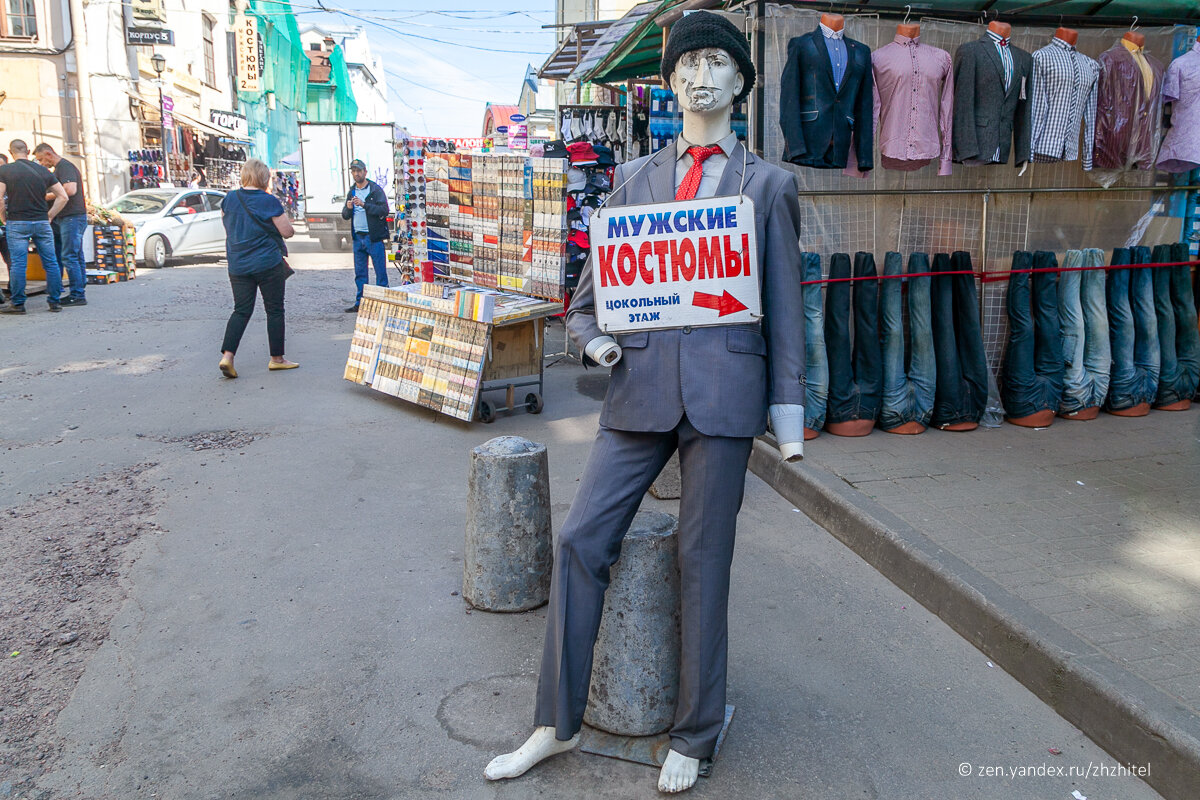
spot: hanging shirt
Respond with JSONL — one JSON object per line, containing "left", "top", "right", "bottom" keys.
{"left": 1121, "top": 37, "right": 1154, "bottom": 96}
{"left": 1094, "top": 40, "right": 1164, "bottom": 170}
{"left": 870, "top": 34, "right": 955, "bottom": 175}
{"left": 673, "top": 131, "right": 737, "bottom": 199}
{"left": 989, "top": 30, "right": 1014, "bottom": 92}
{"left": 821, "top": 23, "right": 848, "bottom": 90}
{"left": 1157, "top": 39, "right": 1200, "bottom": 173}
{"left": 1031, "top": 37, "right": 1101, "bottom": 169}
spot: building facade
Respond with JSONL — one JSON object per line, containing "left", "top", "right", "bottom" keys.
{"left": 298, "top": 23, "right": 389, "bottom": 123}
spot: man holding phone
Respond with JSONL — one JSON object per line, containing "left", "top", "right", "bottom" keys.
{"left": 341, "top": 158, "right": 389, "bottom": 313}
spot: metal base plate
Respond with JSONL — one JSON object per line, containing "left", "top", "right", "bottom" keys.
{"left": 578, "top": 705, "right": 735, "bottom": 778}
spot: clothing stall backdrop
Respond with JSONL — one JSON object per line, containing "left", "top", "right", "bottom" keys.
{"left": 760, "top": 6, "right": 1196, "bottom": 375}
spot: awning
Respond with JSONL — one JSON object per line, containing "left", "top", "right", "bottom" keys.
{"left": 538, "top": 22, "right": 614, "bottom": 81}
{"left": 171, "top": 109, "right": 240, "bottom": 139}
{"left": 569, "top": 1, "right": 675, "bottom": 84}
{"left": 776, "top": 0, "right": 1198, "bottom": 23}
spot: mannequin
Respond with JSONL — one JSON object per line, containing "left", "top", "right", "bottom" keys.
{"left": 485, "top": 12, "right": 807, "bottom": 795}
{"left": 988, "top": 20, "right": 1012, "bottom": 39}
{"left": 1122, "top": 29, "right": 1146, "bottom": 48}
{"left": 896, "top": 21, "right": 920, "bottom": 40}
{"left": 821, "top": 12, "right": 844, "bottom": 32}
{"left": 1054, "top": 27, "right": 1078, "bottom": 46}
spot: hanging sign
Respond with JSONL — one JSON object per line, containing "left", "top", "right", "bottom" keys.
{"left": 495, "top": 125, "right": 509, "bottom": 133}
{"left": 235, "top": 15, "right": 262, "bottom": 92}
{"left": 210, "top": 109, "right": 248, "bottom": 137}
{"left": 126, "top": 27, "right": 174, "bottom": 46}
{"left": 590, "top": 196, "right": 760, "bottom": 333}
{"left": 510, "top": 113, "right": 527, "bottom": 122}
{"left": 162, "top": 95, "right": 174, "bottom": 129}
{"left": 131, "top": 0, "right": 166, "bottom": 23}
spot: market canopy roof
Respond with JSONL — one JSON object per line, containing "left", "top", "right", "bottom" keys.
{"left": 538, "top": 22, "right": 614, "bottom": 80}
{"left": 568, "top": 0, "right": 676, "bottom": 85}
{"left": 796, "top": 1, "right": 1199, "bottom": 23}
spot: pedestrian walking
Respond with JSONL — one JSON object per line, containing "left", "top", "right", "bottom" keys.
{"left": 0, "top": 139, "right": 69, "bottom": 315}
{"left": 341, "top": 157, "right": 389, "bottom": 313}
{"left": 218, "top": 158, "right": 298, "bottom": 378}
{"left": 33, "top": 143, "right": 88, "bottom": 306}
{"left": 0, "top": 153, "right": 8, "bottom": 306}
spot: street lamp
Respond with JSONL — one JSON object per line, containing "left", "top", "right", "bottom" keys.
{"left": 151, "top": 53, "right": 169, "bottom": 185}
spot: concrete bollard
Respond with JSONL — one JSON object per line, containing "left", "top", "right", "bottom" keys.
{"left": 463, "top": 436, "right": 552, "bottom": 612}
{"left": 648, "top": 451, "right": 681, "bottom": 500}
{"left": 585, "top": 510, "right": 681, "bottom": 736}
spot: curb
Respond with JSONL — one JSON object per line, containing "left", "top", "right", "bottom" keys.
{"left": 749, "top": 438, "right": 1200, "bottom": 800}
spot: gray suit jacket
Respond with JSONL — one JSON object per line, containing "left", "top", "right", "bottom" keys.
{"left": 952, "top": 35, "right": 1033, "bottom": 166}
{"left": 567, "top": 141, "right": 806, "bottom": 438}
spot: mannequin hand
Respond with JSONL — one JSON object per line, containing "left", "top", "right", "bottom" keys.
{"left": 769, "top": 403, "right": 805, "bottom": 462}
{"left": 1017, "top": 162, "right": 1029, "bottom": 178}
{"left": 584, "top": 335, "right": 622, "bottom": 367}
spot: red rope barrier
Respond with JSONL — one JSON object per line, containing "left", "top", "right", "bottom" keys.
{"left": 797, "top": 259, "right": 1200, "bottom": 286}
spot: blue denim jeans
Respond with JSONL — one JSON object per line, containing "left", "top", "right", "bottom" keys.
{"left": 1001, "top": 251, "right": 1064, "bottom": 418}
{"left": 1105, "top": 247, "right": 1160, "bottom": 410}
{"left": 824, "top": 252, "right": 881, "bottom": 424}
{"left": 352, "top": 232, "right": 388, "bottom": 302}
{"left": 5, "top": 219, "right": 62, "bottom": 307}
{"left": 1058, "top": 249, "right": 1110, "bottom": 413}
{"left": 52, "top": 213, "right": 88, "bottom": 300}
{"left": 930, "top": 251, "right": 989, "bottom": 427}
{"left": 1153, "top": 242, "right": 1200, "bottom": 405}
{"left": 801, "top": 252, "right": 829, "bottom": 430}
{"left": 878, "top": 251, "right": 935, "bottom": 429}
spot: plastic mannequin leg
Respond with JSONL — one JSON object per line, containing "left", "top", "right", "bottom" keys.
{"left": 1107, "top": 402, "right": 1151, "bottom": 417}
{"left": 825, "top": 419, "right": 875, "bottom": 437}
{"left": 1058, "top": 406, "right": 1100, "bottom": 420}
{"left": 1006, "top": 409, "right": 1056, "bottom": 428}
{"left": 882, "top": 421, "right": 926, "bottom": 435}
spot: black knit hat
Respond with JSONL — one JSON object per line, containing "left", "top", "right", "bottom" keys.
{"left": 660, "top": 11, "right": 756, "bottom": 104}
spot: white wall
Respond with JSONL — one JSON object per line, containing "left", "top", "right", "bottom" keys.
{"left": 297, "top": 23, "right": 390, "bottom": 124}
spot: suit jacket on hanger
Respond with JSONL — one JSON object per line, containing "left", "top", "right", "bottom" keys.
{"left": 1093, "top": 42, "right": 1164, "bottom": 170}
{"left": 779, "top": 28, "right": 874, "bottom": 171}
{"left": 952, "top": 34, "right": 1033, "bottom": 166}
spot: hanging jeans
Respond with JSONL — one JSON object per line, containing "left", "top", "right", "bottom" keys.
{"left": 1153, "top": 242, "right": 1200, "bottom": 405}
{"left": 1058, "top": 249, "right": 1110, "bottom": 414}
{"left": 824, "top": 252, "right": 881, "bottom": 425}
{"left": 878, "top": 251, "right": 936, "bottom": 429}
{"left": 802, "top": 252, "right": 829, "bottom": 431}
{"left": 1105, "top": 246, "right": 1160, "bottom": 410}
{"left": 930, "top": 251, "right": 989, "bottom": 427}
{"left": 1001, "top": 251, "right": 1064, "bottom": 418}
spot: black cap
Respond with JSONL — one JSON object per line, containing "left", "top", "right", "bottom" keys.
{"left": 660, "top": 11, "right": 755, "bottom": 104}
{"left": 349, "top": 158, "right": 366, "bottom": 170}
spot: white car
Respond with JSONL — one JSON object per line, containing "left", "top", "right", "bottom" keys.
{"left": 107, "top": 188, "right": 227, "bottom": 269}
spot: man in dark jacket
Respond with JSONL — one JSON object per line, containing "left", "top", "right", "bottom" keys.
{"left": 341, "top": 158, "right": 389, "bottom": 312}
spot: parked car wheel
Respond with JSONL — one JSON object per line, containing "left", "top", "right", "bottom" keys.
{"left": 143, "top": 235, "right": 169, "bottom": 269}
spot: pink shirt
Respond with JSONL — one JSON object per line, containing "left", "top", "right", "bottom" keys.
{"left": 1157, "top": 39, "right": 1200, "bottom": 174}
{"left": 871, "top": 34, "right": 955, "bottom": 175}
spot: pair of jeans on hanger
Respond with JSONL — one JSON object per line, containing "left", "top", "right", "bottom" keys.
{"left": 801, "top": 253, "right": 829, "bottom": 431}
{"left": 1058, "top": 249, "right": 1111, "bottom": 415}
{"left": 1152, "top": 242, "right": 1200, "bottom": 406}
{"left": 824, "top": 252, "right": 881, "bottom": 425}
{"left": 878, "top": 252, "right": 936, "bottom": 430}
{"left": 930, "top": 252, "right": 989, "bottom": 427}
{"left": 1001, "top": 251, "right": 1064, "bottom": 418}
{"left": 1105, "top": 246, "right": 1160, "bottom": 411}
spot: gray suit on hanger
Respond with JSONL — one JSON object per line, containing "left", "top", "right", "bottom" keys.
{"left": 952, "top": 34, "right": 1034, "bottom": 166}
{"left": 534, "top": 140, "right": 805, "bottom": 759}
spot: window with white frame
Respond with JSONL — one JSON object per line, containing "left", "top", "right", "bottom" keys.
{"left": 2, "top": 0, "right": 38, "bottom": 38}
{"left": 203, "top": 14, "right": 217, "bottom": 87}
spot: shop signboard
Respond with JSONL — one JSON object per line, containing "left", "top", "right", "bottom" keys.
{"left": 590, "top": 196, "right": 760, "bottom": 333}
{"left": 235, "top": 15, "right": 262, "bottom": 93}
{"left": 126, "top": 27, "right": 174, "bottom": 46}
{"left": 162, "top": 95, "right": 174, "bottom": 129}
{"left": 510, "top": 114, "right": 527, "bottom": 122}
{"left": 131, "top": 0, "right": 167, "bottom": 23}
{"left": 210, "top": 109, "right": 248, "bottom": 137}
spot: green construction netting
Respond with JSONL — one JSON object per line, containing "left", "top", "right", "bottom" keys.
{"left": 239, "top": 0, "right": 310, "bottom": 169}
{"left": 307, "top": 45, "right": 360, "bottom": 123}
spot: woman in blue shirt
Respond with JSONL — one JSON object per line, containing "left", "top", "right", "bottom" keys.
{"left": 219, "top": 158, "right": 297, "bottom": 377}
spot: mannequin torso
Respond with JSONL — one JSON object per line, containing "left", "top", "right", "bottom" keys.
{"left": 896, "top": 23, "right": 920, "bottom": 40}
{"left": 987, "top": 21, "right": 1012, "bottom": 39}
{"left": 1055, "top": 27, "right": 1078, "bottom": 46}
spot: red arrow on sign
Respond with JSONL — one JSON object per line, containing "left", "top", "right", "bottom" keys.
{"left": 692, "top": 290, "right": 748, "bottom": 317}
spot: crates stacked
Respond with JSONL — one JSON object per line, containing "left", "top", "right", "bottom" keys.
{"left": 447, "top": 153, "right": 474, "bottom": 283}
{"left": 471, "top": 156, "right": 500, "bottom": 287}
{"left": 91, "top": 224, "right": 135, "bottom": 281}
{"left": 530, "top": 157, "right": 568, "bottom": 300}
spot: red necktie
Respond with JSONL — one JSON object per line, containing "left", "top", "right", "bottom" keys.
{"left": 675, "top": 145, "right": 724, "bottom": 201}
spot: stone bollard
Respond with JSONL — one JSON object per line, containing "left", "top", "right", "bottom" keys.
{"left": 584, "top": 510, "right": 681, "bottom": 736}
{"left": 648, "top": 451, "right": 681, "bottom": 500}
{"left": 463, "top": 436, "right": 552, "bottom": 612}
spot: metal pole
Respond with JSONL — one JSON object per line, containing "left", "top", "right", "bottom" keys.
{"left": 158, "top": 82, "right": 169, "bottom": 186}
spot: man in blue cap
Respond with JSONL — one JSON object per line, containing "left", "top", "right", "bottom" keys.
{"left": 342, "top": 157, "right": 389, "bottom": 312}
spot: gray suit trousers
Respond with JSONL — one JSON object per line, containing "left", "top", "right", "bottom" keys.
{"left": 534, "top": 416, "right": 753, "bottom": 759}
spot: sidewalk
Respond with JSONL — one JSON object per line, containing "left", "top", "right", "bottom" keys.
{"left": 752, "top": 411, "right": 1200, "bottom": 800}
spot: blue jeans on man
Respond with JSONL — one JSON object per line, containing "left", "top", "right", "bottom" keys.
{"left": 1105, "top": 247, "right": 1160, "bottom": 411}
{"left": 879, "top": 251, "right": 936, "bottom": 429}
{"left": 1152, "top": 242, "right": 1200, "bottom": 406}
{"left": 1001, "top": 251, "right": 1064, "bottom": 418}
{"left": 52, "top": 213, "right": 88, "bottom": 300}
{"left": 1058, "top": 249, "right": 1110, "bottom": 414}
{"left": 801, "top": 252, "right": 828, "bottom": 431}
{"left": 6, "top": 220, "right": 62, "bottom": 308}
{"left": 352, "top": 231, "right": 388, "bottom": 303}
{"left": 824, "top": 252, "right": 881, "bottom": 425}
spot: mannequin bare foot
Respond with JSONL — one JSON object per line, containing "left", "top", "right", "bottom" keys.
{"left": 658, "top": 749, "right": 699, "bottom": 793}
{"left": 484, "top": 726, "right": 578, "bottom": 780}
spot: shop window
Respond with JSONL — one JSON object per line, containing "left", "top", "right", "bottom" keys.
{"left": 2, "top": 0, "right": 38, "bottom": 38}
{"left": 203, "top": 14, "right": 217, "bottom": 87}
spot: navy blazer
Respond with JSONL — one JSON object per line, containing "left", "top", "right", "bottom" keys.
{"left": 567, "top": 142, "right": 806, "bottom": 438}
{"left": 779, "top": 29, "right": 874, "bottom": 171}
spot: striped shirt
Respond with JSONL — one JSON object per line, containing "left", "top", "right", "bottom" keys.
{"left": 988, "top": 30, "right": 1014, "bottom": 92}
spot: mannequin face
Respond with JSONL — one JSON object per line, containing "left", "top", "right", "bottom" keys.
{"left": 669, "top": 48, "right": 744, "bottom": 114}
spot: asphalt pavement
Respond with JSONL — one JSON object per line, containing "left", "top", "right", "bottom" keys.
{"left": 0, "top": 238, "right": 1166, "bottom": 799}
